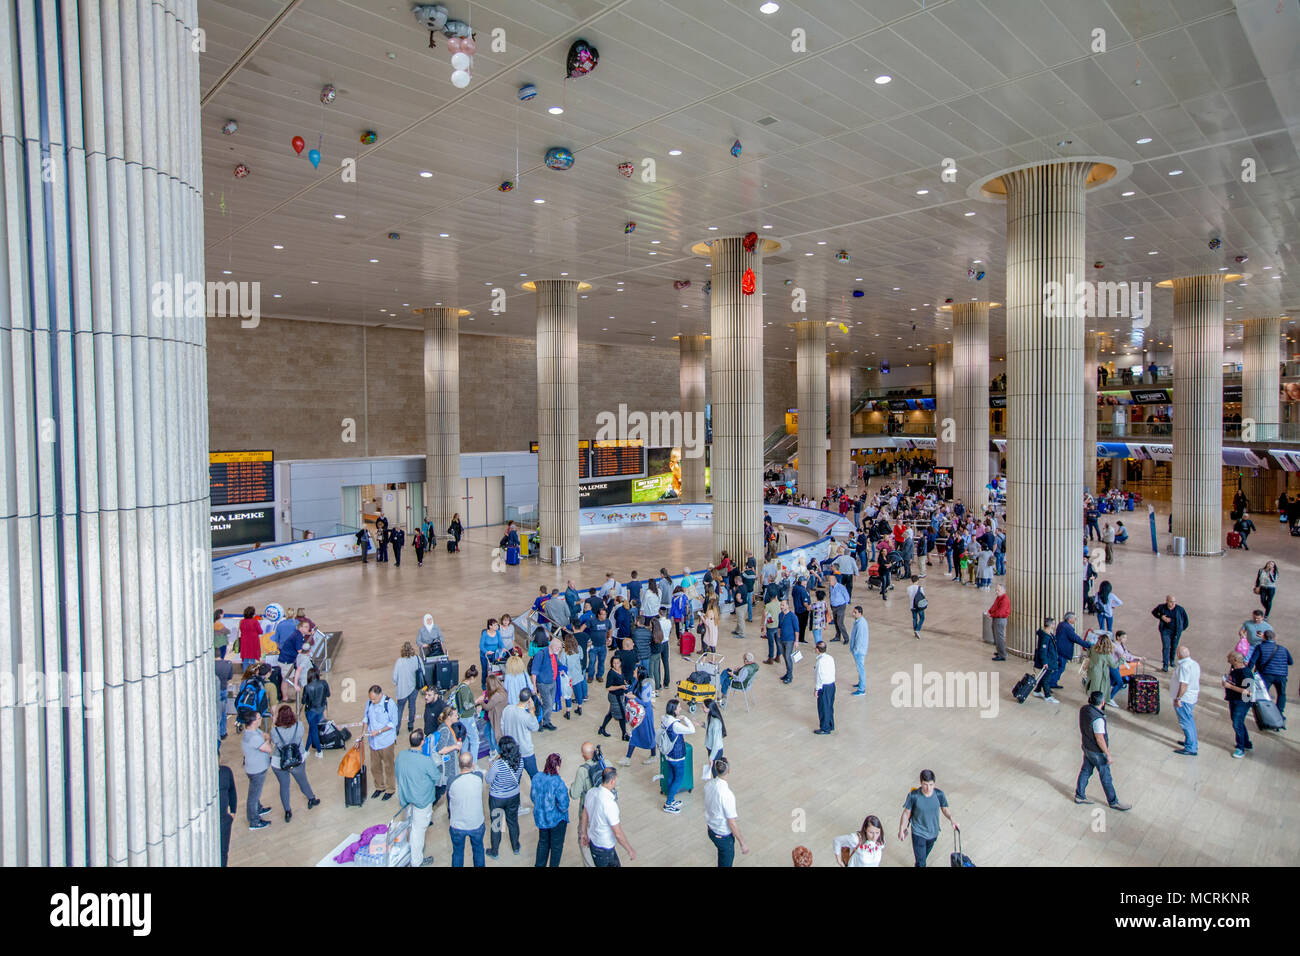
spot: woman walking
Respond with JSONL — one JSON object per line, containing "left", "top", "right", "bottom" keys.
{"left": 530, "top": 753, "right": 571, "bottom": 867}
{"left": 598, "top": 655, "right": 628, "bottom": 740}
{"left": 412, "top": 529, "right": 426, "bottom": 567}
{"left": 619, "top": 666, "right": 657, "bottom": 766}
{"left": 1087, "top": 633, "right": 1122, "bottom": 706}
{"left": 832, "top": 815, "right": 886, "bottom": 867}
{"left": 392, "top": 642, "right": 422, "bottom": 734}
{"left": 486, "top": 736, "right": 525, "bottom": 857}
{"left": 1255, "top": 561, "right": 1278, "bottom": 617}
{"left": 703, "top": 699, "right": 726, "bottom": 771}
{"left": 447, "top": 513, "right": 464, "bottom": 553}
{"left": 561, "top": 635, "right": 586, "bottom": 719}
{"left": 269, "top": 704, "right": 319, "bottom": 822}
{"left": 237, "top": 606, "right": 262, "bottom": 670}
{"left": 213, "top": 609, "right": 231, "bottom": 660}
{"left": 1095, "top": 581, "right": 1122, "bottom": 633}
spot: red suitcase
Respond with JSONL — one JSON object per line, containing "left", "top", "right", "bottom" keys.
{"left": 1226, "top": 531, "right": 1242, "bottom": 549}
{"left": 679, "top": 629, "right": 696, "bottom": 657}
{"left": 1127, "top": 664, "right": 1160, "bottom": 715}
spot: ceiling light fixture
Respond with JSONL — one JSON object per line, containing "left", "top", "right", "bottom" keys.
{"left": 333, "top": 213, "right": 346, "bottom": 219}
{"left": 874, "top": 74, "right": 892, "bottom": 85}
{"left": 1135, "top": 137, "right": 1152, "bottom": 144}
{"left": 964, "top": 211, "right": 975, "bottom": 217}
{"left": 419, "top": 170, "right": 433, "bottom": 178}
{"left": 272, "top": 244, "right": 284, "bottom": 250}
{"left": 759, "top": 1, "right": 780, "bottom": 13}
{"left": 533, "top": 198, "right": 545, "bottom": 204}
{"left": 439, "top": 232, "right": 450, "bottom": 238}
{"left": 668, "top": 149, "right": 683, "bottom": 156}
{"left": 1168, "top": 169, "right": 1183, "bottom": 176}
{"left": 548, "top": 106, "right": 564, "bottom": 115}
{"left": 369, "top": 258, "right": 378, "bottom": 262}
{"left": 762, "top": 224, "right": 773, "bottom": 229}
{"left": 916, "top": 188, "right": 929, "bottom": 195}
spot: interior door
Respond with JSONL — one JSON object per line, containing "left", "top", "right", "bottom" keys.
{"left": 483, "top": 476, "right": 504, "bottom": 527}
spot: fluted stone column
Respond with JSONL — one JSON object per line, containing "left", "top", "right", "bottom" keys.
{"left": 0, "top": 0, "right": 213, "bottom": 865}
{"left": 679, "top": 334, "right": 708, "bottom": 502}
{"left": 829, "top": 352, "right": 853, "bottom": 488}
{"left": 796, "top": 321, "right": 828, "bottom": 499}
{"left": 1002, "top": 161, "right": 1094, "bottom": 658}
{"left": 534, "top": 280, "right": 581, "bottom": 563}
{"left": 933, "top": 344, "right": 954, "bottom": 468}
{"left": 1242, "top": 317, "right": 1282, "bottom": 442}
{"left": 705, "top": 237, "right": 767, "bottom": 564}
{"left": 1085, "top": 332, "right": 1100, "bottom": 491}
{"left": 421, "top": 307, "right": 462, "bottom": 531}
{"left": 1169, "top": 274, "right": 1225, "bottom": 556}
{"left": 950, "top": 303, "right": 992, "bottom": 511}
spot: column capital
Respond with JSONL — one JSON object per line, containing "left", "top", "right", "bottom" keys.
{"left": 940, "top": 301, "right": 1001, "bottom": 312}
{"left": 412, "top": 306, "right": 472, "bottom": 318}
{"left": 969, "top": 156, "right": 1131, "bottom": 203}
{"left": 686, "top": 235, "right": 786, "bottom": 257}
{"left": 521, "top": 279, "right": 593, "bottom": 292}
{"left": 1156, "top": 272, "right": 1240, "bottom": 289}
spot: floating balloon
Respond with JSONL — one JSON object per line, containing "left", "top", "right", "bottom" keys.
{"left": 703, "top": 281, "right": 711, "bottom": 295}
{"left": 413, "top": 4, "right": 449, "bottom": 30}
{"left": 518, "top": 83, "right": 538, "bottom": 101}
{"left": 291, "top": 135, "right": 305, "bottom": 154}
{"left": 499, "top": 180, "right": 515, "bottom": 192}
{"left": 388, "top": 232, "right": 400, "bottom": 240}
{"left": 944, "top": 297, "right": 954, "bottom": 304}
{"left": 618, "top": 162, "right": 634, "bottom": 178}
{"left": 741, "top": 268, "right": 756, "bottom": 295}
{"left": 307, "top": 148, "right": 321, "bottom": 168}
{"left": 566, "top": 38, "right": 599, "bottom": 78}
{"left": 1235, "top": 254, "right": 1248, "bottom": 263}
{"left": 968, "top": 268, "right": 977, "bottom": 279}
{"left": 730, "top": 139, "right": 742, "bottom": 157}
{"left": 742, "top": 231, "right": 758, "bottom": 252}
{"left": 462, "top": 37, "right": 477, "bottom": 55}
{"left": 783, "top": 278, "right": 793, "bottom": 287}
{"left": 450, "top": 70, "right": 471, "bottom": 88}
{"left": 447, "top": 36, "right": 465, "bottom": 54}
{"left": 1208, "top": 237, "right": 1222, "bottom": 250}
{"left": 837, "top": 323, "right": 849, "bottom": 334}
{"left": 544, "top": 146, "right": 575, "bottom": 170}
{"left": 443, "top": 19, "right": 471, "bottom": 38}
{"left": 1094, "top": 261, "right": 1104, "bottom": 269}
{"left": 233, "top": 163, "right": 250, "bottom": 178}
{"left": 320, "top": 84, "right": 337, "bottom": 104}
{"left": 851, "top": 289, "right": 864, "bottom": 298}
{"left": 451, "top": 51, "right": 471, "bottom": 70}
{"left": 835, "top": 249, "right": 850, "bottom": 263}
{"left": 674, "top": 280, "right": 691, "bottom": 291}
{"left": 222, "top": 119, "right": 238, "bottom": 135}
{"left": 360, "top": 130, "right": 377, "bottom": 145}
{"left": 624, "top": 221, "right": 636, "bottom": 233}
{"left": 975, "top": 270, "right": 985, "bottom": 280}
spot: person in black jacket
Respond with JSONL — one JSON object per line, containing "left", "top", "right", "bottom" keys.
{"left": 1032, "top": 617, "right": 1060, "bottom": 703}
{"left": 1073, "top": 691, "right": 1131, "bottom": 810}
{"left": 219, "top": 763, "right": 238, "bottom": 866}
{"left": 1052, "top": 613, "right": 1090, "bottom": 691}
{"left": 376, "top": 526, "right": 389, "bottom": 563}
{"left": 447, "top": 514, "right": 464, "bottom": 552}
{"left": 390, "top": 527, "right": 405, "bottom": 567}
{"left": 301, "top": 668, "right": 331, "bottom": 757}
{"left": 1233, "top": 511, "right": 1256, "bottom": 550}
{"left": 1151, "top": 595, "right": 1190, "bottom": 672}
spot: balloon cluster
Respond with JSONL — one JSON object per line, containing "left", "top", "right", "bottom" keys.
{"left": 837, "top": 323, "right": 850, "bottom": 334}
{"left": 320, "top": 84, "right": 336, "bottom": 104}
{"left": 360, "top": 130, "right": 377, "bottom": 145}
{"left": 1208, "top": 237, "right": 1222, "bottom": 250}
{"left": 221, "top": 119, "right": 238, "bottom": 135}
{"left": 518, "top": 83, "right": 538, "bottom": 101}
{"left": 499, "top": 180, "right": 515, "bottom": 192}
{"left": 1094, "top": 261, "right": 1104, "bottom": 269}
{"left": 233, "top": 163, "right": 250, "bottom": 178}
{"left": 388, "top": 233, "right": 400, "bottom": 240}
{"left": 618, "top": 162, "right": 634, "bottom": 178}
{"left": 414, "top": 6, "right": 476, "bottom": 85}
{"left": 566, "top": 39, "right": 598, "bottom": 78}
{"left": 741, "top": 268, "right": 756, "bottom": 295}
{"left": 703, "top": 280, "right": 711, "bottom": 295}
{"left": 742, "top": 231, "right": 758, "bottom": 252}
{"left": 624, "top": 221, "right": 636, "bottom": 233}
{"left": 545, "top": 147, "right": 574, "bottom": 170}
{"left": 673, "top": 280, "right": 691, "bottom": 291}
{"left": 730, "top": 139, "right": 742, "bottom": 157}
{"left": 835, "top": 250, "right": 850, "bottom": 263}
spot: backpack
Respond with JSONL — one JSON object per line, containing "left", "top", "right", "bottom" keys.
{"left": 657, "top": 721, "right": 679, "bottom": 757}
{"left": 912, "top": 587, "right": 927, "bottom": 611}
{"left": 235, "top": 679, "right": 263, "bottom": 723}
{"left": 275, "top": 727, "right": 303, "bottom": 770}
{"left": 623, "top": 695, "right": 646, "bottom": 729}
{"left": 585, "top": 755, "right": 606, "bottom": 790}
{"left": 454, "top": 682, "right": 476, "bottom": 719}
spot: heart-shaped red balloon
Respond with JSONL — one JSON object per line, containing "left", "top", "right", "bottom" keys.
{"left": 742, "top": 231, "right": 758, "bottom": 252}
{"left": 292, "top": 135, "right": 305, "bottom": 155}
{"left": 741, "top": 268, "right": 756, "bottom": 295}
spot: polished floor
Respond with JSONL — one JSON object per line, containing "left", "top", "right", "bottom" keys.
{"left": 220, "top": 490, "right": 1300, "bottom": 867}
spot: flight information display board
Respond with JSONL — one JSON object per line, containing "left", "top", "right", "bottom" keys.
{"left": 591, "top": 440, "right": 643, "bottom": 478}
{"left": 209, "top": 450, "right": 274, "bottom": 506}
{"left": 529, "top": 440, "right": 591, "bottom": 477}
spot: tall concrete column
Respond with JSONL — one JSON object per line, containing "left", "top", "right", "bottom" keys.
{"left": 949, "top": 302, "right": 993, "bottom": 511}
{"left": 1242, "top": 316, "right": 1282, "bottom": 442}
{"left": 697, "top": 235, "right": 777, "bottom": 564}
{"left": 0, "top": 0, "right": 213, "bottom": 864}
{"left": 933, "top": 344, "right": 954, "bottom": 468}
{"left": 829, "top": 352, "right": 853, "bottom": 488}
{"left": 1167, "top": 273, "right": 1225, "bottom": 556}
{"left": 1085, "top": 332, "right": 1100, "bottom": 491}
{"left": 420, "top": 307, "right": 464, "bottom": 532}
{"left": 796, "top": 321, "right": 828, "bottom": 499}
{"left": 533, "top": 280, "right": 582, "bottom": 563}
{"left": 999, "top": 161, "right": 1096, "bottom": 658}
{"left": 679, "top": 334, "right": 708, "bottom": 502}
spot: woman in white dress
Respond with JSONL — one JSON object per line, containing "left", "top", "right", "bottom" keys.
{"left": 833, "top": 814, "right": 886, "bottom": 867}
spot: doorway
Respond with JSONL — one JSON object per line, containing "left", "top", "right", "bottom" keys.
{"left": 460, "top": 476, "right": 504, "bottom": 528}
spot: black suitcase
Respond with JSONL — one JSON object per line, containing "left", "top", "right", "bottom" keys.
{"left": 435, "top": 658, "right": 459, "bottom": 691}
{"left": 447, "top": 539, "right": 458, "bottom": 553}
{"left": 1013, "top": 667, "right": 1046, "bottom": 703}
{"left": 318, "top": 720, "right": 352, "bottom": 750}
{"left": 344, "top": 764, "right": 367, "bottom": 807}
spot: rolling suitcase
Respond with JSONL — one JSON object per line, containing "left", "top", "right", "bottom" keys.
{"left": 1250, "top": 672, "right": 1284, "bottom": 730}
{"left": 1127, "top": 665, "right": 1160, "bottom": 714}
{"left": 1013, "top": 667, "right": 1047, "bottom": 703}
{"left": 659, "top": 742, "right": 693, "bottom": 796}
{"left": 505, "top": 546, "right": 520, "bottom": 565}
{"left": 1226, "top": 531, "right": 1242, "bottom": 549}
{"left": 949, "top": 829, "right": 974, "bottom": 867}
{"left": 343, "top": 763, "right": 367, "bottom": 807}
{"left": 679, "top": 629, "right": 696, "bottom": 657}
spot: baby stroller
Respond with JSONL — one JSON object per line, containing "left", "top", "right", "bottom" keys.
{"left": 866, "top": 562, "right": 883, "bottom": 591}
{"left": 677, "top": 653, "right": 722, "bottom": 714}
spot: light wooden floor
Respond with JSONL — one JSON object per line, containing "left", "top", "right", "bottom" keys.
{"left": 220, "top": 490, "right": 1300, "bottom": 867}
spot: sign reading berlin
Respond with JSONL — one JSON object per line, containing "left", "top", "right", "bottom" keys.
{"left": 209, "top": 450, "right": 274, "bottom": 506}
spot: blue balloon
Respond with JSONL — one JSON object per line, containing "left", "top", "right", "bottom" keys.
{"left": 518, "top": 83, "right": 538, "bottom": 101}
{"left": 851, "top": 289, "right": 864, "bottom": 297}
{"left": 544, "top": 146, "right": 574, "bottom": 170}
{"left": 307, "top": 148, "right": 321, "bottom": 169}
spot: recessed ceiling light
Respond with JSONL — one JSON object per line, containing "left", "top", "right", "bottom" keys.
{"left": 272, "top": 244, "right": 284, "bottom": 250}
{"left": 856, "top": 278, "right": 863, "bottom": 282}
{"left": 310, "top": 280, "right": 319, "bottom": 284}
{"left": 1219, "top": 266, "right": 1229, "bottom": 271}
{"left": 759, "top": 1, "right": 780, "bottom": 13}
{"left": 439, "top": 232, "right": 450, "bottom": 238}
{"left": 916, "top": 188, "right": 929, "bottom": 195}
{"left": 964, "top": 211, "right": 976, "bottom": 217}
{"left": 403, "top": 303, "right": 410, "bottom": 307}
{"left": 222, "top": 270, "right": 232, "bottom": 275}
{"left": 669, "top": 149, "right": 683, "bottom": 156}
{"left": 333, "top": 213, "right": 346, "bottom": 219}
{"left": 649, "top": 251, "right": 657, "bottom": 255}
{"left": 762, "top": 224, "right": 772, "bottom": 229}
{"left": 1168, "top": 169, "right": 1183, "bottom": 176}
{"left": 548, "top": 106, "right": 564, "bottom": 115}
{"left": 273, "top": 293, "right": 282, "bottom": 298}
{"left": 602, "top": 328, "right": 608, "bottom": 331}
{"left": 972, "top": 259, "right": 982, "bottom": 264}
{"left": 1123, "top": 235, "right": 1134, "bottom": 240}
{"left": 1147, "top": 250, "right": 1158, "bottom": 255}
{"left": 419, "top": 170, "right": 433, "bottom": 178}
{"left": 708, "top": 226, "right": 718, "bottom": 231}
{"left": 650, "top": 240, "right": 661, "bottom": 244}
{"left": 533, "top": 198, "right": 545, "bottom": 204}
{"left": 874, "top": 74, "right": 892, "bottom": 85}
{"left": 805, "top": 252, "right": 814, "bottom": 256}
{"left": 650, "top": 321, "right": 656, "bottom": 324}
{"left": 369, "top": 258, "right": 378, "bottom": 262}
{"left": 1263, "top": 265, "right": 1272, "bottom": 270}
{"left": 1136, "top": 137, "right": 1152, "bottom": 144}
{"left": 817, "top": 240, "right": 827, "bottom": 245}
{"left": 617, "top": 281, "right": 624, "bottom": 285}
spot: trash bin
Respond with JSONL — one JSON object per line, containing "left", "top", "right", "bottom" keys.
{"left": 551, "top": 545, "right": 563, "bottom": 565}
{"left": 1171, "top": 536, "right": 1186, "bottom": 556}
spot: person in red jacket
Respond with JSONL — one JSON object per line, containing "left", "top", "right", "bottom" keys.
{"left": 238, "top": 606, "right": 263, "bottom": 669}
{"left": 986, "top": 586, "right": 1010, "bottom": 661}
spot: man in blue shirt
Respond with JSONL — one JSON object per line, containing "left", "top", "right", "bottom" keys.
{"left": 626, "top": 571, "right": 643, "bottom": 605}
{"left": 1049, "top": 612, "right": 1090, "bottom": 691}
{"left": 778, "top": 600, "right": 798, "bottom": 684}
{"left": 364, "top": 685, "right": 400, "bottom": 800}
{"left": 565, "top": 580, "right": 583, "bottom": 622}
{"left": 828, "top": 580, "right": 850, "bottom": 643}
{"left": 274, "top": 617, "right": 307, "bottom": 674}
{"left": 792, "top": 578, "right": 811, "bottom": 643}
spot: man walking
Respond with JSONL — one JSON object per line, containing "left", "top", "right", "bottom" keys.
{"left": 395, "top": 729, "right": 442, "bottom": 866}
{"left": 390, "top": 526, "right": 405, "bottom": 566}
{"left": 849, "top": 606, "right": 869, "bottom": 697}
{"left": 580, "top": 767, "right": 636, "bottom": 867}
{"left": 1247, "top": 631, "right": 1293, "bottom": 729}
{"left": 778, "top": 599, "right": 798, "bottom": 684}
{"left": 828, "top": 578, "right": 850, "bottom": 643}
{"left": 529, "top": 638, "right": 561, "bottom": 730}
{"left": 703, "top": 757, "right": 749, "bottom": 866}
{"left": 1051, "top": 612, "right": 1089, "bottom": 692}
{"left": 364, "top": 684, "right": 399, "bottom": 801}
{"left": 1233, "top": 510, "right": 1256, "bottom": 549}
{"left": 813, "top": 641, "right": 836, "bottom": 734}
{"left": 447, "top": 751, "right": 487, "bottom": 867}
{"left": 986, "top": 585, "right": 1010, "bottom": 662}
{"left": 1171, "top": 646, "right": 1201, "bottom": 756}
{"left": 1150, "top": 594, "right": 1190, "bottom": 672}
{"left": 898, "top": 769, "right": 958, "bottom": 867}
{"left": 501, "top": 688, "right": 542, "bottom": 783}
{"left": 1073, "top": 690, "right": 1131, "bottom": 810}
{"left": 1032, "top": 617, "right": 1061, "bottom": 703}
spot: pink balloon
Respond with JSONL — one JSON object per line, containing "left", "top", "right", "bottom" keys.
{"left": 446, "top": 36, "right": 465, "bottom": 54}
{"left": 461, "top": 37, "right": 476, "bottom": 55}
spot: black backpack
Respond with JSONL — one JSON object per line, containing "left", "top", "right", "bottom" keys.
{"left": 275, "top": 727, "right": 303, "bottom": 770}
{"left": 586, "top": 750, "right": 607, "bottom": 789}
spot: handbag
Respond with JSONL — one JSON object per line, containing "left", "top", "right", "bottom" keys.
{"left": 338, "top": 739, "right": 365, "bottom": 778}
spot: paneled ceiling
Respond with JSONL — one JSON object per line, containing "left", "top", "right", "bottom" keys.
{"left": 199, "top": 0, "right": 1300, "bottom": 366}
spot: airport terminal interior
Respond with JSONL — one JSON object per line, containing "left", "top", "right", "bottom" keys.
{"left": 3, "top": 0, "right": 1299, "bottom": 870}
